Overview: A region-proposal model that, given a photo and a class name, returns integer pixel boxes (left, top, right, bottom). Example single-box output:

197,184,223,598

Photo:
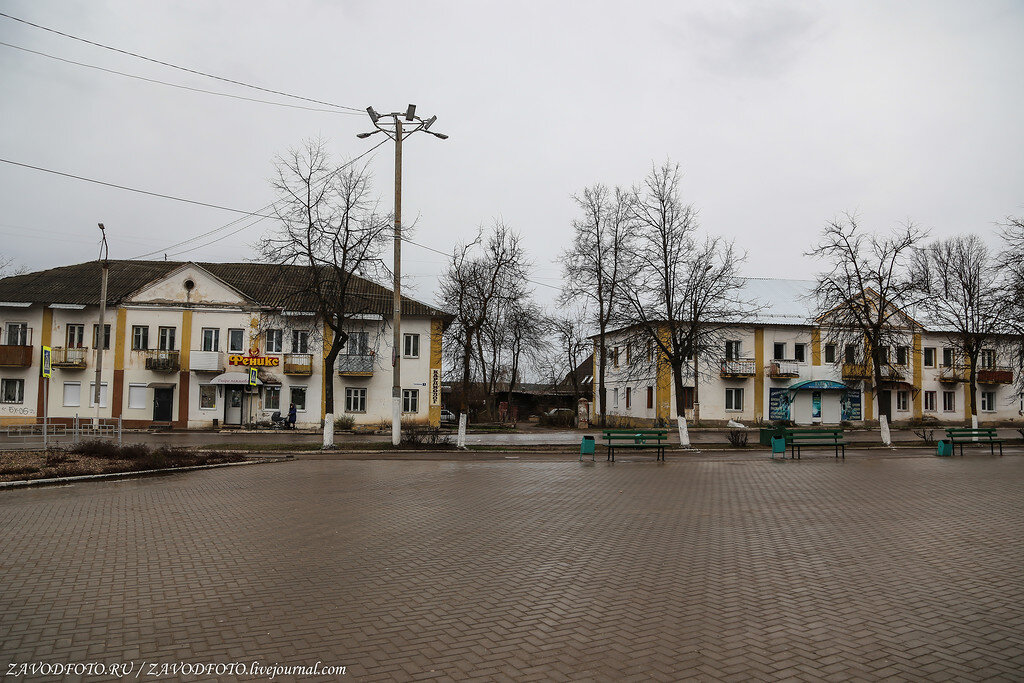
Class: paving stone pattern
1,455,1023,681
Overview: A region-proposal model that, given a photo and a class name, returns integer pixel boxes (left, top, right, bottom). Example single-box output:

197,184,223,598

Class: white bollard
457,413,467,449
323,412,334,449
677,415,691,448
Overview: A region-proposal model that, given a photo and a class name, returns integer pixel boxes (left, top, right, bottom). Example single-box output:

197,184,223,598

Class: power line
0,10,364,113
0,40,358,115
400,236,561,291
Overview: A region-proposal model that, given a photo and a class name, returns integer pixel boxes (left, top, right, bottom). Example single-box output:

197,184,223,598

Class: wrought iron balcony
337,353,375,376
766,360,800,379
144,350,180,372
50,346,88,369
284,353,313,375
720,358,755,378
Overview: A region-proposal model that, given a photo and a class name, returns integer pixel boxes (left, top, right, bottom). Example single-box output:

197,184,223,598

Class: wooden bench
945,428,1003,457
602,429,668,462
773,428,846,460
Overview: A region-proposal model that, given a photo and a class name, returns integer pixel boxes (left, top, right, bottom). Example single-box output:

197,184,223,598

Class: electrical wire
0,10,364,113
0,40,357,115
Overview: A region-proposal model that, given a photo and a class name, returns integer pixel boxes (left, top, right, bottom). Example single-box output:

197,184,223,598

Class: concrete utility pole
94,223,109,428
358,105,447,446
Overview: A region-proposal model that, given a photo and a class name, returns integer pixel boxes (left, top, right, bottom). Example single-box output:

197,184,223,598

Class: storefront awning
209,371,263,386
787,380,849,394
146,382,176,389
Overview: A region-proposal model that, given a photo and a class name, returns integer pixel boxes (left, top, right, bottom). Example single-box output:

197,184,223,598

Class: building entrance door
153,388,174,422
878,390,892,420
224,388,243,425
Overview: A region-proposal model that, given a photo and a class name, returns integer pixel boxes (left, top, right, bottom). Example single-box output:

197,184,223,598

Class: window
773,342,786,360
201,328,220,352
942,348,954,367
844,345,857,364
625,387,632,409
88,382,108,408
725,340,741,361
158,326,176,351
924,347,936,368
228,328,245,353
292,330,309,354
1,378,24,403
128,384,147,410
725,387,744,411
290,386,306,411
263,386,280,411
824,344,836,364
980,349,996,369
63,382,81,407
878,346,890,364
942,391,956,412
612,388,619,408
896,346,909,366
5,322,29,345
93,324,111,350
66,324,85,348
647,386,654,409
613,347,619,368
132,325,149,350
403,389,419,413
625,344,632,364
980,391,996,412
896,391,909,412
199,385,217,410
794,343,806,363
646,341,653,363
403,333,420,358
924,391,936,412
345,387,366,413
266,329,283,353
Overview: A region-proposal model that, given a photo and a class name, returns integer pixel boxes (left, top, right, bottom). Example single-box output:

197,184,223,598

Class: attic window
183,279,195,291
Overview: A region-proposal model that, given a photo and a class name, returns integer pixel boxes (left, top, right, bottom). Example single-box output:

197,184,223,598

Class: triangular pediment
125,263,253,306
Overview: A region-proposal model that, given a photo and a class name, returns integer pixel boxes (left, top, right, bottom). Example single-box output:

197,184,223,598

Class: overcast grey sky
1,0,1022,309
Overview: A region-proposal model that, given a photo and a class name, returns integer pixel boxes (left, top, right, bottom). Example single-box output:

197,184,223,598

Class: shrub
334,415,355,431
401,425,451,447
727,429,748,447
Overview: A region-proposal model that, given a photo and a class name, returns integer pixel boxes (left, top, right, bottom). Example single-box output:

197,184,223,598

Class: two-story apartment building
0,260,450,429
594,278,1022,426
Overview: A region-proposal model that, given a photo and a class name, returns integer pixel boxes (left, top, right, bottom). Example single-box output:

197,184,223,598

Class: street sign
41,346,52,378
248,367,258,387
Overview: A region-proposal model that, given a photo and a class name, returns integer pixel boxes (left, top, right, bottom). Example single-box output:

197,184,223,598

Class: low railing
842,363,871,380
189,350,225,372
938,364,968,383
51,346,88,368
144,350,180,372
977,366,1013,384
284,353,313,375
766,360,800,378
720,358,755,378
337,353,375,376
879,363,908,381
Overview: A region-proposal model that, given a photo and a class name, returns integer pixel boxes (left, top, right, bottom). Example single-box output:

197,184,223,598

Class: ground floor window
725,387,743,411
264,386,280,411
625,387,632,409
199,385,217,410
647,386,654,409
896,391,909,412
980,391,996,412
290,386,307,411
924,391,936,412
345,387,366,413
942,391,956,412
612,388,619,408
128,384,148,409
63,382,81,407
403,389,419,413
1,378,24,404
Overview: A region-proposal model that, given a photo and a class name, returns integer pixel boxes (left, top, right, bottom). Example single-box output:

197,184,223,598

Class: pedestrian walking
288,402,297,429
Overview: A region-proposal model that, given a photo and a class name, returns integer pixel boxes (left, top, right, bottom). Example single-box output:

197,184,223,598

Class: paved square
2,453,1023,681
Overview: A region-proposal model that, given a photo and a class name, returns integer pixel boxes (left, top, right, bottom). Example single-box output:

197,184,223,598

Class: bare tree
502,300,548,419
258,139,390,448
560,184,633,427
808,213,926,444
998,216,1024,396
546,311,591,399
617,161,752,443
0,255,25,278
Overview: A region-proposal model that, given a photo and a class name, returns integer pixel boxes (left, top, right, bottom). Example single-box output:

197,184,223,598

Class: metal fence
0,416,121,450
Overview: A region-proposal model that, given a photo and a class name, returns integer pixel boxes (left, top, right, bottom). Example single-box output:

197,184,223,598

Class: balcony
938,364,968,383
978,366,1014,384
841,363,871,380
879,364,907,381
0,344,33,367
337,353,375,376
144,350,180,373
284,353,313,375
189,350,225,372
51,346,88,369
766,360,800,379
720,358,755,378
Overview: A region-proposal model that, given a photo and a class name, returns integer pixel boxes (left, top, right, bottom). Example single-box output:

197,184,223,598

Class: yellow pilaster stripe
41,307,52,347
322,321,332,419
912,333,923,418
811,329,821,366
428,318,443,427
655,325,671,421
180,310,192,368
864,337,874,421
754,328,765,420
113,309,127,371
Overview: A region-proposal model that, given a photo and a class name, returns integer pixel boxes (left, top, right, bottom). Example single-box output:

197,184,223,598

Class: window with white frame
923,347,936,368
345,331,368,355
725,340,741,361
63,382,81,407
201,328,220,352
942,348,954,367
199,385,217,410
132,325,149,350
980,349,996,369
5,322,29,345
228,328,245,353
345,387,366,413
924,391,936,412
725,387,744,411
980,391,996,412
88,382,108,408
1,378,24,404
942,391,955,412
896,391,909,412
794,343,806,363
403,389,419,413
93,324,111,350
158,326,176,351
290,386,306,411
266,329,283,353
128,384,148,410
773,342,786,360
263,386,280,411
402,333,419,358
66,324,85,348
292,329,309,354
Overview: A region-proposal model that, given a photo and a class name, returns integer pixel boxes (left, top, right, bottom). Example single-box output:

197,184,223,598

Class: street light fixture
357,104,447,446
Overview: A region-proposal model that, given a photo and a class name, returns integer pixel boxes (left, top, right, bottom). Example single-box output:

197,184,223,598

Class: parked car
545,408,575,417
440,409,456,425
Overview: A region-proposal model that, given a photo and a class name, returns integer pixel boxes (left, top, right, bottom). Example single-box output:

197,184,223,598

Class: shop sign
430,368,441,406
228,354,280,367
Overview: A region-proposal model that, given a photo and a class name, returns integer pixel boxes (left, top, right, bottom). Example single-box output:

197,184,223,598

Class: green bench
602,429,668,462
944,428,1003,457
770,428,846,460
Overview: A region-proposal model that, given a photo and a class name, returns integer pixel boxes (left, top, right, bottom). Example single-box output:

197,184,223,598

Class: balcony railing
189,350,225,372
978,366,1013,384
879,363,908,381
0,344,33,367
766,360,800,379
337,353,375,376
841,363,871,380
51,346,88,369
144,350,180,372
938,364,968,383
720,358,755,378
284,353,313,375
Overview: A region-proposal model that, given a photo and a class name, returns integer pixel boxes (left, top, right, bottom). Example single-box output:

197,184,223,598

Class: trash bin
936,440,952,457
771,436,787,456
580,435,595,455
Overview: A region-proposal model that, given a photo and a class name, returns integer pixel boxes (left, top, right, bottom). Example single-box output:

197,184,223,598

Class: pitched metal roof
0,260,451,319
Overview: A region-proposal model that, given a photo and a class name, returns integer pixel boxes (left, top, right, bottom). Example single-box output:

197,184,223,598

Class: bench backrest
945,428,997,437
602,429,667,435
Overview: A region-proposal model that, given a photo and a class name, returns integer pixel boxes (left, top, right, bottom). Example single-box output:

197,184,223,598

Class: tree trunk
967,354,978,426
671,359,691,447
598,329,607,427
322,343,342,449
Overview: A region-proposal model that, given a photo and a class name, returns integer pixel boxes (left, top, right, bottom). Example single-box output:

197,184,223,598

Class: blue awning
787,380,849,393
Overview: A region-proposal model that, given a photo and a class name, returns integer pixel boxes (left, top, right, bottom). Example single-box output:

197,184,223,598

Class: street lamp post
358,105,447,446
